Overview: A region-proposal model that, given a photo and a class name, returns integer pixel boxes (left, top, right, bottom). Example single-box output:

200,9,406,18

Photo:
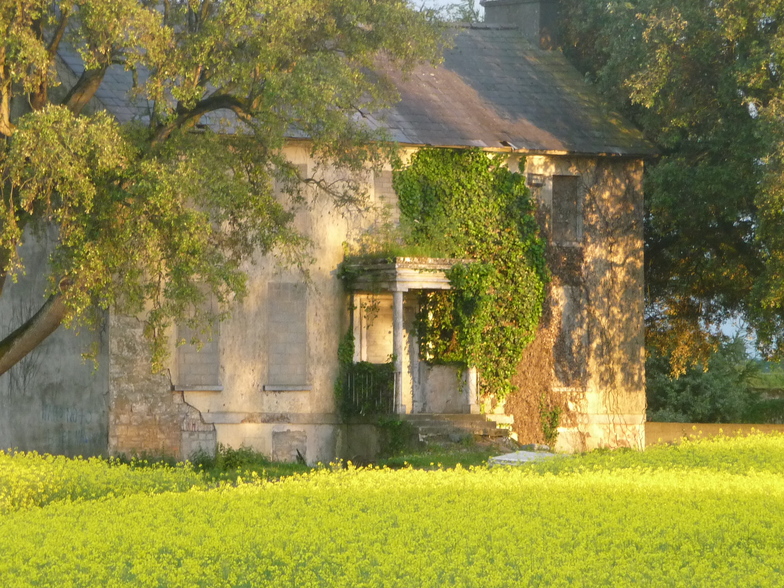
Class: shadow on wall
508,158,645,450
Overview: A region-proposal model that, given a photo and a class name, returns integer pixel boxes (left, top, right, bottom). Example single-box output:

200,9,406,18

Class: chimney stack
480,0,560,50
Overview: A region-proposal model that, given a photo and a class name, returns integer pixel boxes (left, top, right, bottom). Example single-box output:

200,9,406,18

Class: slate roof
373,25,653,156
58,47,149,125
58,24,653,157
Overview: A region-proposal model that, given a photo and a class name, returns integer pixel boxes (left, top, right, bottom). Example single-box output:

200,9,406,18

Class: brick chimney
480,0,560,50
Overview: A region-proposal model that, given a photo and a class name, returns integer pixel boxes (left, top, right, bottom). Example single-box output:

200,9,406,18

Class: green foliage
4,436,784,585
539,394,562,446
191,444,310,482
439,0,483,23
336,329,355,367
646,338,768,423
747,364,784,392
335,329,395,416
0,0,444,371
559,0,784,370
342,235,450,263
376,417,418,457
379,446,502,470
341,361,395,416
393,148,548,399
333,329,353,411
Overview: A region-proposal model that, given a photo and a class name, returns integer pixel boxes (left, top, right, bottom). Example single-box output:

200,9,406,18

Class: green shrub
646,338,765,423
376,417,419,457
192,444,310,481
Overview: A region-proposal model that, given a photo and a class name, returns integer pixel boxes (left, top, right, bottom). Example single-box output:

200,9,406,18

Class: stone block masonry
109,314,216,459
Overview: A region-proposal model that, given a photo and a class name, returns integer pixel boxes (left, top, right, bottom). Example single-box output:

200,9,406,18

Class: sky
414,0,484,17
417,0,459,7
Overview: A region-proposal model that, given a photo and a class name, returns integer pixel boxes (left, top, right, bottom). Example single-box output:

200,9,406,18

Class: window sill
263,385,312,392
172,385,223,392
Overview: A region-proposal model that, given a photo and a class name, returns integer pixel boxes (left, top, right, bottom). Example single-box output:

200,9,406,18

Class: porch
340,257,480,417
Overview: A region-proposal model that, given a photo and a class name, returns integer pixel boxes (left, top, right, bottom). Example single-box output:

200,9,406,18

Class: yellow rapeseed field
1,434,783,586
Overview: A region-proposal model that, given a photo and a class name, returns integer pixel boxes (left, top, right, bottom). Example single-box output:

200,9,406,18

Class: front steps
401,413,513,444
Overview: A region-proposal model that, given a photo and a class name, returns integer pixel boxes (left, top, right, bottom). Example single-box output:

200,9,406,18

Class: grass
377,442,507,469
109,441,505,483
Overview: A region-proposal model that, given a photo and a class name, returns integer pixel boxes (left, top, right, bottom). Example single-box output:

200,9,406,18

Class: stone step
416,424,501,436
402,414,490,423
485,414,515,426
410,419,501,429
401,413,513,445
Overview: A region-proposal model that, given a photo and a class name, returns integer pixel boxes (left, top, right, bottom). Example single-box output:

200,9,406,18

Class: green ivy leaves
394,148,549,399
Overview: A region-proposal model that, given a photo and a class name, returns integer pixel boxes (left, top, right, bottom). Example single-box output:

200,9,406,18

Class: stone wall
108,314,216,459
167,145,361,464
580,158,646,450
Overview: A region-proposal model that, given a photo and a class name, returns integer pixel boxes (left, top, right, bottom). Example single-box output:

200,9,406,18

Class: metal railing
341,362,395,416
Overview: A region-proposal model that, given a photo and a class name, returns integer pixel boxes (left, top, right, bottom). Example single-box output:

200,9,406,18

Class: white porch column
466,367,480,414
392,289,406,414
411,326,421,413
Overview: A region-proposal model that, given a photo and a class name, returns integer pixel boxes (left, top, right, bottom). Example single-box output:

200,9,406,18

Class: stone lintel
344,257,475,292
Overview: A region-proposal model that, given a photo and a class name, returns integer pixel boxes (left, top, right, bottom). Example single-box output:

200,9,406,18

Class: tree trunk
0,294,66,377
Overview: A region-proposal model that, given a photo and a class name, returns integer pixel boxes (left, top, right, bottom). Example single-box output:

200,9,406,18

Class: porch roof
341,257,473,292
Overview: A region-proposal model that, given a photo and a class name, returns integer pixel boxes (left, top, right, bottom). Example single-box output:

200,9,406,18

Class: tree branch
0,245,8,299
28,11,68,111
0,91,12,136
0,292,67,377
0,58,14,136
62,65,108,116
47,12,69,58
151,93,253,146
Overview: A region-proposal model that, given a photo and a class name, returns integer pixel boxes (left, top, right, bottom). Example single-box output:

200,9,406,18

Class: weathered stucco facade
0,0,652,460
0,231,109,456
105,153,646,460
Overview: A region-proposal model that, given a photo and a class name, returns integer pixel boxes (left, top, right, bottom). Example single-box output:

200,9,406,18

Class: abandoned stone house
0,0,654,462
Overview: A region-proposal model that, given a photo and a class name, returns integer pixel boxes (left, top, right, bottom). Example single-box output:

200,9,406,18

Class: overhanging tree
0,0,442,375
560,0,784,372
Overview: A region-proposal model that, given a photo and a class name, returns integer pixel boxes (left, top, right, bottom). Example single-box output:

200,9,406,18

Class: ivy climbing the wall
393,148,548,400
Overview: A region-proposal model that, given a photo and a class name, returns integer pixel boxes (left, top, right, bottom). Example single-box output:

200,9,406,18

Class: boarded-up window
374,170,400,224
267,282,308,387
175,297,221,391
271,429,307,462
552,175,582,244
